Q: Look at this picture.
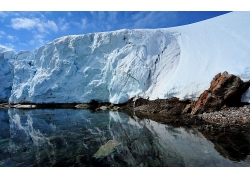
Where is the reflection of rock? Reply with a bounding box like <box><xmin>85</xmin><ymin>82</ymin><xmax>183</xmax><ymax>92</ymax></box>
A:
<box><xmin>93</xmin><ymin>140</ymin><xmax>120</xmax><ymax>158</ymax></box>
<box><xmin>201</xmin><ymin>132</ymin><xmax>250</xmax><ymax>162</ymax></box>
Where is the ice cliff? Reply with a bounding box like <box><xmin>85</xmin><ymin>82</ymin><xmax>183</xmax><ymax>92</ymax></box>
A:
<box><xmin>1</xmin><ymin>11</ymin><xmax>250</xmax><ymax>104</ymax></box>
<box><xmin>0</xmin><ymin>47</ymin><xmax>15</xmax><ymax>102</ymax></box>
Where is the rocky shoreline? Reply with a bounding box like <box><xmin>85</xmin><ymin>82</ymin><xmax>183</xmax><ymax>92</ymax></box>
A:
<box><xmin>1</xmin><ymin>72</ymin><xmax>250</xmax><ymax>132</ymax></box>
<box><xmin>1</xmin><ymin>101</ymin><xmax>249</xmax><ymax>133</ymax></box>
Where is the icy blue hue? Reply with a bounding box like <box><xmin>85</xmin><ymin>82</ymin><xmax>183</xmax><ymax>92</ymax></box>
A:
<box><xmin>0</xmin><ymin>50</ymin><xmax>15</xmax><ymax>102</ymax></box>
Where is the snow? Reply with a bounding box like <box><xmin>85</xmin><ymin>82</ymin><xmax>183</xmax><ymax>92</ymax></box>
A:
<box><xmin>1</xmin><ymin>11</ymin><xmax>250</xmax><ymax>104</ymax></box>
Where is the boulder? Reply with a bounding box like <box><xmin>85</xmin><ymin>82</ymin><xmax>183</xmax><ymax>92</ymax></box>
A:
<box><xmin>191</xmin><ymin>72</ymin><xmax>250</xmax><ymax>115</ymax></box>
<box><xmin>75</xmin><ymin>104</ymin><xmax>91</xmax><ymax>109</ymax></box>
<box><xmin>112</xmin><ymin>106</ymin><xmax>120</xmax><ymax>111</ymax></box>
<box><xmin>15</xmin><ymin>104</ymin><xmax>36</xmax><ymax>109</ymax></box>
<box><xmin>99</xmin><ymin>106</ymin><xmax>108</xmax><ymax>110</ymax></box>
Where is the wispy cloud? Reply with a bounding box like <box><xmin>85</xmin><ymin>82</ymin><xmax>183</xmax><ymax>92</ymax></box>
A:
<box><xmin>58</xmin><ymin>18</ymin><xmax>70</xmax><ymax>31</ymax></box>
<box><xmin>0</xmin><ymin>30</ymin><xmax>5</xmax><ymax>35</ymax></box>
<box><xmin>89</xmin><ymin>12</ymin><xmax>118</xmax><ymax>32</ymax></box>
<box><xmin>0</xmin><ymin>44</ymin><xmax>14</xmax><ymax>51</ymax></box>
<box><xmin>74</xmin><ymin>17</ymin><xmax>88</xmax><ymax>30</ymax></box>
<box><xmin>4</xmin><ymin>43</ymin><xmax>15</xmax><ymax>49</ymax></box>
<box><xmin>128</xmin><ymin>12</ymin><xmax>178</xmax><ymax>29</ymax></box>
<box><xmin>67</xmin><ymin>12</ymin><xmax>72</xmax><ymax>17</ymax></box>
<box><xmin>11</xmin><ymin>17</ymin><xmax>58</xmax><ymax>33</ymax></box>
<box><xmin>0</xmin><ymin>12</ymin><xmax>8</xmax><ymax>18</ymax></box>
<box><xmin>7</xmin><ymin>35</ymin><xmax>19</xmax><ymax>42</ymax></box>
<box><xmin>28</xmin><ymin>32</ymin><xmax>48</xmax><ymax>49</ymax></box>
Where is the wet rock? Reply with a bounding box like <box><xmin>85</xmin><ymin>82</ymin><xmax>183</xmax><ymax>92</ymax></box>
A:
<box><xmin>92</xmin><ymin>140</ymin><xmax>120</xmax><ymax>158</ymax></box>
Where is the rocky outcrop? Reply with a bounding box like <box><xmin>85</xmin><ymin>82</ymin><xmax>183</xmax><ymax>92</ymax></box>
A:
<box><xmin>118</xmin><ymin>71</ymin><xmax>250</xmax><ymax>129</ymax></box>
<box><xmin>191</xmin><ymin>71</ymin><xmax>250</xmax><ymax>115</ymax></box>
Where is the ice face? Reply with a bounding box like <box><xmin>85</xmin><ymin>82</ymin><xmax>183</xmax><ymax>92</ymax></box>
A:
<box><xmin>0</xmin><ymin>50</ymin><xmax>15</xmax><ymax>102</ymax></box>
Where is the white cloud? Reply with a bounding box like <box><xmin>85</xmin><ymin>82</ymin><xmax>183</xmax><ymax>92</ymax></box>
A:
<box><xmin>11</xmin><ymin>18</ymin><xmax>37</xmax><ymax>30</ymax></box>
<box><xmin>59</xmin><ymin>18</ymin><xmax>69</xmax><ymax>31</ymax></box>
<box><xmin>11</xmin><ymin>17</ymin><xmax>58</xmax><ymax>33</ymax></box>
<box><xmin>37</xmin><ymin>20</ymin><xmax>58</xmax><ymax>33</ymax></box>
<box><xmin>0</xmin><ymin>44</ymin><xmax>13</xmax><ymax>51</ymax></box>
<box><xmin>7</xmin><ymin>35</ymin><xmax>19</xmax><ymax>42</ymax></box>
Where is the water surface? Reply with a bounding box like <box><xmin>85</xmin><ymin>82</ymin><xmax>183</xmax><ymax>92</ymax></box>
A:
<box><xmin>0</xmin><ymin>108</ymin><xmax>249</xmax><ymax>167</ymax></box>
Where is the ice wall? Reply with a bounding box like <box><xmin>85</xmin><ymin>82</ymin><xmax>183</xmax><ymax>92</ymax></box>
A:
<box><xmin>0</xmin><ymin>49</ymin><xmax>15</xmax><ymax>102</ymax></box>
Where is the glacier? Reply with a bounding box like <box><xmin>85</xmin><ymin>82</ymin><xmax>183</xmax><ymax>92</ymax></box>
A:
<box><xmin>1</xmin><ymin>11</ymin><xmax>250</xmax><ymax>104</ymax></box>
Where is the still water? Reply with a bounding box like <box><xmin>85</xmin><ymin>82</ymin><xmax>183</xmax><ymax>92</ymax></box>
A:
<box><xmin>0</xmin><ymin>108</ymin><xmax>250</xmax><ymax>167</ymax></box>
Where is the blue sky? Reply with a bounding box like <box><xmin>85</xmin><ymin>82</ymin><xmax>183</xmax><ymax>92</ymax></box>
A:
<box><xmin>0</xmin><ymin>11</ymin><xmax>230</xmax><ymax>52</ymax></box>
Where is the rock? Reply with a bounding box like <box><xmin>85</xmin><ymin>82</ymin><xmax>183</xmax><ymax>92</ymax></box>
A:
<box><xmin>112</xmin><ymin>106</ymin><xmax>120</xmax><ymax>111</ymax></box>
<box><xmin>191</xmin><ymin>72</ymin><xmax>250</xmax><ymax>115</ymax></box>
<box><xmin>75</xmin><ymin>104</ymin><xmax>91</xmax><ymax>109</ymax></box>
<box><xmin>108</xmin><ymin>103</ymin><xmax>114</xmax><ymax>109</ymax></box>
<box><xmin>92</xmin><ymin>140</ymin><xmax>120</xmax><ymax>158</ymax></box>
<box><xmin>15</xmin><ymin>104</ymin><xmax>36</xmax><ymax>109</ymax></box>
<box><xmin>182</xmin><ymin>103</ymin><xmax>195</xmax><ymax>114</ymax></box>
<box><xmin>99</xmin><ymin>106</ymin><xmax>108</xmax><ymax>110</ymax></box>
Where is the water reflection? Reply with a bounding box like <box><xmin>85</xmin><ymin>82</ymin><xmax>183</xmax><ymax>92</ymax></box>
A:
<box><xmin>0</xmin><ymin>108</ymin><xmax>249</xmax><ymax>167</ymax></box>
<box><xmin>201</xmin><ymin>132</ymin><xmax>250</xmax><ymax>162</ymax></box>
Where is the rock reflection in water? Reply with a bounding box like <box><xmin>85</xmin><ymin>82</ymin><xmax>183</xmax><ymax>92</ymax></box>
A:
<box><xmin>0</xmin><ymin>108</ymin><xmax>250</xmax><ymax>167</ymax></box>
<box><xmin>201</xmin><ymin>132</ymin><xmax>250</xmax><ymax>162</ymax></box>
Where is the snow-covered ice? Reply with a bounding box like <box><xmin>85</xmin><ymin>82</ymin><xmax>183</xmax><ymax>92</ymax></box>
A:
<box><xmin>1</xmin><ymin>11</ymin><xmax>250</xmax><ymax>104</ymax></box>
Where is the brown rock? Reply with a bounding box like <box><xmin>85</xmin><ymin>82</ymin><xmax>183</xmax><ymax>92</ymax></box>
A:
<box><xmin>191</xmin><ymin>72</ymin><xmax>250</xmax><ymax>115</ymax></box>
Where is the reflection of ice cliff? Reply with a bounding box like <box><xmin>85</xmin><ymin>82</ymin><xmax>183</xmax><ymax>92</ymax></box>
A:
<box><xmin>1</xmin><ymin>109</ymin><xmax>250</xmax><ymax>166</ymax></box>
<box><xmin>9</xmin><ymin>113</ymin><xmax>48</xmax><ymax>146</ymax></box>
<box><xmin>108</xmin><ymin>111</ymin><xmax>185</xmax><ymax>166</ymax></box>
<box><xmin>108</xmin><ymin>112</ymin><xmax>250</xmax><ymax>166</ymax></box>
